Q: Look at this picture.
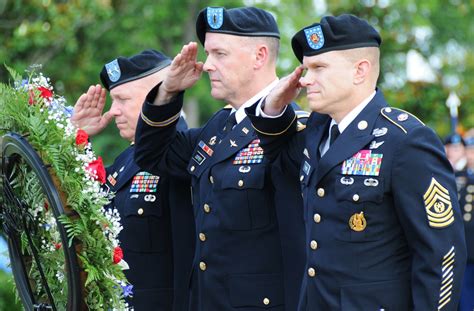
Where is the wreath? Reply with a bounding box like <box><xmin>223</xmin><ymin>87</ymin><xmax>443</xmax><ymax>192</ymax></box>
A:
<box><xmin>0</xmin><ymin>66</ymin><xmax>132</xmax><ymax>310</ymax></box>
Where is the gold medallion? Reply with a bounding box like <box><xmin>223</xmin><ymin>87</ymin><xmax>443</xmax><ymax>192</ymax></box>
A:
<box><xmin>349</xmin><ymin>212</ymin><xmax>366</xmax><ymax>232</ymax></box>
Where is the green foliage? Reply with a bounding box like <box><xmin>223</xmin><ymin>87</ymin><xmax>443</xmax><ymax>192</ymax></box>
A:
<box><xmin>1</xmin><ymin>0</ymin><xmax>473</xmax><ymax>159</ymax></box>
<box><xmin>0</xmin><ymin>269</ymin><xmax>22</xmax><ymax>311</ymax></box>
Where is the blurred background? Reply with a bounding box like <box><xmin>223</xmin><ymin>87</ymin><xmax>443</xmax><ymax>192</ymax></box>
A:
<box><xmin>1</xmin><ymin>0</ymin><xmax>473</xmax><ymax>308</ymax></box>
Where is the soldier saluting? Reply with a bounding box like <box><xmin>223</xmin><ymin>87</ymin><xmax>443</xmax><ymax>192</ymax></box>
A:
<box><xmin>134</xmin><ymin>6</ymin><xmax>305</xmax><ymax>311</ymax></box>
<box><xmin>245</xmin><ymin>14</ymin><xmax>467</xmax><ymax>310</ymax></box>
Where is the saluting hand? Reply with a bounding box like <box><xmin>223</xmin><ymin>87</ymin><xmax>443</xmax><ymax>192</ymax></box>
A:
<box><xmin>263</xmin><ymin>66</ymin><xmax>304</xmax><ymax>116</ymax></box>
<box><xmin>71</xmin><ymin>84</ymin><xmax>112</xmax><ymax>136</ymax></box>
<box><xmin>155</xmin><ymin>42</ymin><xmax>204</xmax><ymax>105</ymax></box>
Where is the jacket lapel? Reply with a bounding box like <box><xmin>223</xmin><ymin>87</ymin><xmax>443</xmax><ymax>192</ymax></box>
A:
<box><xmin>207</xmin><ymin>117</ymin><xmax>257</xmax><ymax>167</ymax></box>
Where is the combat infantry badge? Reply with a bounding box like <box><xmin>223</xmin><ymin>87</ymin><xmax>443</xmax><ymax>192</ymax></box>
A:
<box><xmin>423</xmin><ymin>177</ymin><xmax>454</xmax><ymax>228</ymax></box>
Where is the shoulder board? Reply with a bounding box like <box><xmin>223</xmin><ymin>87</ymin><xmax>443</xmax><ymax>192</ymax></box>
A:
<box><xmin>223</xmin><ymin>104</ymin><xmax>233</xmax><ymax>109</ymax></box>
<box><xmin>380</xmin><ymin>107</ymin><xmax>424</xmax><ymax>134</ymax></box>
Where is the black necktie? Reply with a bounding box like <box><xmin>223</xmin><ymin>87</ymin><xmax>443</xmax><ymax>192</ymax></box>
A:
<box><xmin>329</xmin><ymin>124</ymin><xmax>340</xmax><ymax>146</ymax></box>
<box><xmin>223</xmin><ymin>112</ymin><xmax>237</xmax><ymax>135</ymax></box>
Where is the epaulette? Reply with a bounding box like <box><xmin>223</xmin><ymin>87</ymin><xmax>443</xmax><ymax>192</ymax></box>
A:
<box><xmin>380</xmin><ymin>107</ymin><xmax>424</xmax><ymax>134</ymax></box>
<box><xmin>223</xmin><ymin>104</ymin><xmax>233</xmax><ymax>109</ymax></box>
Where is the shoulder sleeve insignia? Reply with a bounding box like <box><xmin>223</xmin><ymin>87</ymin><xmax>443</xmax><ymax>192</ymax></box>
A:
<box><xmin>380</xmin><ymin>107</ymin><xmax>424</xmax><ymax>134</ymax></box>
<box><xmin>423</xmin><ymin>177</ymin><xmax>454</xmax><ymax>228</ymax></box>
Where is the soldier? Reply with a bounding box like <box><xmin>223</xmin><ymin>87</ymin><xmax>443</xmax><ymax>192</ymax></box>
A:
<box><xmin>245</xmin><ymin>14</ymin><xmax>467</xmax><ymax>310</ymax></box>
<box><xmin>134</xmin><ymin>7</ymin><xmax>306</xmax><ymax>311</ymax></box>
<box><xmin>459</xmin><ymin>133</ymin><xmax>474</xmax><ymax>310</ymax></box>
<box><xmin>72</xmin><ymin>50</ymin><xmax>195</xmax><ymax>311</ymax></box>
<box><xmin>444</xmin><ymin>133</ymin><xmax>467</xmax><ymax>174</ymax></box>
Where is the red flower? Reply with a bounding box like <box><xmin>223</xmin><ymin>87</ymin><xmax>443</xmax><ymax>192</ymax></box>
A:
<box><xmin>75</xmin><ymin>129</ymin><xmax>89</xmax><ymax>146</ymax></box>
<box><xmin>55</xmin><ymin>243</ymin><xmax>62</xmax><ymax>250</ymax></box>
<box><xmin>38</xmin><ymin>86</ymin><xmax>53</xmax><ymax>99</ymax></box>
<box><xmin>44</xmin><ymin>201</ymin><xmax>49</xmax><ymax>211</ymax></box>
<box><xmin>28</xmin><ymin>86</ymin><xmax>53</xmax><ymax>105</ymax></box>
<box><xmin>87</xmin><ymin>157</ymin><xmax>106</xmax><ymax>184</ymax></box>
<box><xmin>113</xmin><ymin>246</ymin><xmax>123</xmax><ymax>264</ymax></box>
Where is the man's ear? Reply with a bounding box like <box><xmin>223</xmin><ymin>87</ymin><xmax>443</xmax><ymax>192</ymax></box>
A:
<box><xmin>353</xmin><ymin>59</ymin><xmax>371</xmax><ymax>85</ymax></box>
<box><xmin>254</xmin><ymin>44</ymin><xmax>269</xmax><ymax>69</ymax></box>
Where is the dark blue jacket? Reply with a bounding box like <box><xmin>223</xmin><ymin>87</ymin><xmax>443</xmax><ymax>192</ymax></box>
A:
<box><xmin>105</xmin><ymin>117</ymin><xmax>194</xmax><ymax>311</ymax></box>
<box><xmin>458</xmin><ymin>170</ymin><xmax>474</xmax><ymax>263</ymax></box>
<box><xmin>134</xmin><ymin>92</ymin><xmax>305</xmax><ymax>311</ymax></box>
<box><xmin>246</xmin><ymin>90</ymin><xmax>467</xmax><ymax>311</ymax></box>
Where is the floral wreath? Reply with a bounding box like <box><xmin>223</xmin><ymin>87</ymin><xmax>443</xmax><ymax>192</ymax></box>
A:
<box><xmin>0</xmin><ymin>66</ymin><xmax>132</xmax><ymax>310</ymax></box>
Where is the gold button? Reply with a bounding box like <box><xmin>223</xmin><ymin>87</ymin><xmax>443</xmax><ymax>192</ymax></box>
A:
<box><xmin>465</xmin><ymin>204</ymin><xmax>472</xmax><ymax>212</ymax></box>
<box><xmin>238</xmin><ymin>179</ymin><xmax>244</xmax><ymax>187</ymax></box>
<box><xmin>199</xmin><ymin>261</ymin><xmax>207</xmax><ymax>271</ymax></box>
<box><xmin>308</xmin><ymin>267</ymin><xmax>316</xmax><ymax>277</ymax></box>
<box><xmin>190</xmin><ymin>166</ymin><xmax>195</xmax><ymax>172</ymax></box>
<box><xmin>317</xmin><ymin>188</ymin><xmax>325</xmax><ymax>197</ymax></box>
<box><xmin>300</xmin><ymin>175</ymin><xmax>304</xmax><ymax>181</ymax></box>
<box><xmin>137</xmin><ymin>208</ymin><xmax>144</xmax><ymax>215</ymax></box>
<box><xmin>203</xmin><ymin>204</ymin><xmax>211</xmax><ymax>213</ymax></box>
<box><xmin>466</xmin><ymin>194</ymin><xmax>473</xmax><ymax>202</ymax></box>
<box><xmin>210</xmin><ymin>176</ymin><xmax>214</xmax><ymax>184</ymax></box>
<box><xmin>263</xmin><ymin>298</ymin><xmax>270</xmax><ymax>305</ymax></box>
<box><xmin>464</xmin><ymin>213</ymin><xmax>472</xmax><ymax>222</ymax></box>
<box><xmin>310</xmin><ymin>240</ymin><xmax>318</xmax><ymax>250</ymax></box>
<box><xmin>468</xmin><ymin>185</ymin><xmax>474</xmax><ymax>193</ymax></box>
<box><xmin>313</xmin><ymin>213</ymin><xmax>321</xmax><ymax>223</ymax></box>
<box><xmin>199</xmin><ymin>233</ymin><xmax>206</xmax><ymax>242</ymax></box>
<box><xmin>353</xmin><ymin>194</ymin><xmax>360</xmax><ymax>202</ymax></box>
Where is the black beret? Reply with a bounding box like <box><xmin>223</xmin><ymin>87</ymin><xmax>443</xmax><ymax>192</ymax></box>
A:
<box><xmin>443</xmin><ymin>133</ymin><xmax>465</xmax><ymax>146</ymax></box>
<box><xmin>195</xmin><ymin>6</ymin><xmax>280</xmax><ymax>45</ymax></box>
<box><xmin>100</xmin><ymin>49</ymin><xmax>171</xmax><ymax>91</ymax></box>
<box><xmin>291</xmin><ymin>14</ymin><xmax>382</xmax><ymax>63</ymax></box>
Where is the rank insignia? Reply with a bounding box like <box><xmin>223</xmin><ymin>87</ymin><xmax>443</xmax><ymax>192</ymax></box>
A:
<box><xmin>207</xmin><ymin>7</ymin><xmax>224</xmax><ymax>29</ymax></box>
<box><xmin>105</xmin><ymin>59</ymin><xmax>121</xmax><ymax>82</ymax></box>
<box><xmin>199</xmin><ymin>140</ymin><xmax>214</xmax><ymax>156</ymax></box>
<box><xmin>341</xmin><ymin>150</ymin><xmax>383</xmax><ymax>176</ymax></box>
<box><xmin>304</xmin><ymin>25</ymin><xmax>324</xmax><ymax>50</ymax></box>
<box><xmin>349</xmin><ymin>212</ymin><xmax>366</xmax><ymax>231</ymax></box>
<box><xmin>233</xmin><ymin>139</ymin><xmax>264</xmax><ymax>165</ymax></box>
<box><xmin>130</xmin><ymin>172</ymin><xmax>160</xmax><ymax>193</ymax></box>
<box><xmin>423</xmin><ymin>177</ymin><xmax>454</xmax><ymax>228</ymax></box>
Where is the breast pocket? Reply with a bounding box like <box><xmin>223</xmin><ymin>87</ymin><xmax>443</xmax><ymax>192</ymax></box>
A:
<box><xmin>120</xmin><ymin>193</ymin><xmax>170</xmax><ymax>253</ymax></box>
<box><xmin>334</xmin><ymin>175</ymin><xmax>384</xmax><ymax>242</ymax></box>
<box><xmin>217</xmin><ymin>165</ymin><xmax>269</xmax><ymax>231</ymax></box>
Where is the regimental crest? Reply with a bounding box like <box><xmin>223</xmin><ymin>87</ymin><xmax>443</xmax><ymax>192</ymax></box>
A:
<box><xmin>304</xmin><ymin>25</ymin><xmax>324</xmax><ymax>50</ymax></box>
<box><xmin>207</xmin><ymin>7</ymin><xmax>224</xmax><ymax>29</ymax></box>
<box><xmin>105</xmin><ymin>59</ymin><xmax>121</xmax><ymax>82</ymax></box>
<box><xmin>423</xmin><ymin>177</ymin><xmax>454</xmax><ymax>228</ymax></box>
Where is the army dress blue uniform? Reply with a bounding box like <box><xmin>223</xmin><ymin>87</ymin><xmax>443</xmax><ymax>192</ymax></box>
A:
<box><xmin>246</xmin><ymin>89</ymin><xmax>467</xmax><ymax>310</ymax></box>
<box><xmin>134</xmin><ymin>86</ymin><xmax>307</xmax><ymax>310</ymax></box>
<box><xmin>105</xmin><ymin>117</ymin><xmax>194</xmax><ymax>311</ymax></box>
